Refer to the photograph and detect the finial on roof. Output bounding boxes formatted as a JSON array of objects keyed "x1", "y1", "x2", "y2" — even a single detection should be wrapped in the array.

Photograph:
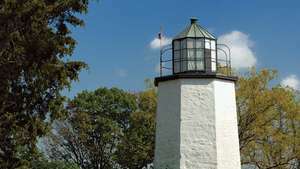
[{"x1": 190, "y1": 17, "x2": 198, "y2": 24}]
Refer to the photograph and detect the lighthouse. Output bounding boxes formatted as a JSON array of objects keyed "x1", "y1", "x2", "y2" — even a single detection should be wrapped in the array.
[{"x1": 154, "y1": 18, "x2": 241, "y2": 169}]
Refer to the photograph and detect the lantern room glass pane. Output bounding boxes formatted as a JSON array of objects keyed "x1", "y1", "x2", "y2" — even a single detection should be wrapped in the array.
[
  {"x1": 187, "y1": 49, "x2": 195, "y2": 70},
  {"x1": 187, "y1": 39, "x2": 194, "y2": 48},
  {"x1": 211, "y1": 50, "x2": 216, "y2": 72},
  {"x1": 196, "y1": 61, "x2": 204, "y2": 70},
  {"x1": 196, "y1": 39, "x2": 204, "y2": 48},
  {"x1": 205, "y1": 49, "x2": 211, "y2": 71},
  {"x1": 174, "y1": 40, "x2": 180, "y2": 50},
  {"x1": 196, "y1": 49, "x2": 204, "y2": 60},
  {"x1": 211, "y1": 40, "x2": 216, "y2": 50},
  {"x1": 204, "y1": 48, "x2": 211, "y2": 60},
  {"x1": 196, "y1": 49, "x2": 204, "y2": 70},
  {"x1": 181, "y1": 49, "x2": 187, "y2": 71},
  {"x1": 212, "y1": 62, "x2": 216, "y2": 72},
  {"x1": 181, "y1": 61, "x2": 187, "y2": 71},
  {"x1": 187, "y1": 49, "x2": 195, "y2": 59},
  {"x1": 188, "y1": 61, "x2": 195, "y2": 70},
  {"x1": 174, "y1": 61, "x2": 180, "y2": 73},
  {"x1": 205, "y1": 39, "x2": 211, "y2": 49},
  {"x1": 181, "y1": 39, "x2": 187, "y2": 49},
  {"x1": 174, "y1": 51, "x2": 180, "y2": 62},
  {"x1": 181, "y1": 49, "x2": 187, "y2": 60},
  {"x1": 211, "y1": 50, "x2": 216, "y2": 61}
]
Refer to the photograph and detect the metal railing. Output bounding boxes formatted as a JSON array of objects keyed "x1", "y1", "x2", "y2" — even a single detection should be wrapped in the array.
[{"x1": 159, "y1": 43, "x2": 232, "y2": 76}]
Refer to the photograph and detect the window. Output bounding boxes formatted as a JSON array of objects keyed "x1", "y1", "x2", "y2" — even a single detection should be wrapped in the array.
[
  {"x1": 173, "y1": 38, "x2": 216, "y2": 73},
  {"x1": 181, "y1": 39, "x2": 187, "y2": 49},
  {"x1": 205, "y1": 39, "x2": 211, "y2": 49},
  {"x1": 187, "y1": 49, "x2": 195, "y2": 70},
  {"x1": 196, "y1": 39, "x2": 204, "y2": 48},
  {"x1": 196, "y1": 49, "x2": 204, "y2": 70},
  {"x1": 211, "y1": 50, "x2": 216, "y2": 72},
  {"x1": 174, "y1": 40, "x2": 180, "y2": 50},
  {"x1": 174, "y1": 62, "x2": 180, "y2": 73},
  {"x1": 181, "y1": 49, "x2": 187, "y2": 71},
  {"x1": 187, "y1": 39, "x2": 194, "y2": 48},
  {"x1": 210, "y1": 40, "x2": 216, "y2": 50},
  {"x1": 174, "y1": 51, "x2": 180, "y2": 62}
]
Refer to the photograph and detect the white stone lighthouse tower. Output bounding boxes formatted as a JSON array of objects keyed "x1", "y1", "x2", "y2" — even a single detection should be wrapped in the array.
[{"x1": 154, "y1": 18, "x2": 241, "y2": 169}]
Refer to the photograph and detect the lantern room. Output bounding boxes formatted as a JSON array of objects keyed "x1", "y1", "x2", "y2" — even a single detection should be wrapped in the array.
[
  {"x1": 157, "y1": 18, "x2": 233, "y2": 80},
  {"x1": 172, "y1": 18, "x2": 217, "y2": 74}
]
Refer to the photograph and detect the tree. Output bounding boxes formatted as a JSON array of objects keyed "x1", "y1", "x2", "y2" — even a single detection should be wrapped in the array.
[
  {"x1": 32, "y1": 160, "x2": 79, "y2": 169},
  {"x1": 31, "y1": 155, "x2": 79, "y2": 169},
  {"x1": 0, "y1": 1, "x2": 89, "y2": 168},
  {"x1": 116, "y1": 89, "x2": 156, "y2": 169},
  {"x1": 45, "y1": 88, "x2": 138, "y2": 169},
  {"x1": 237, "y1": 69, "x2": 300, "y2": 169},
  {"x1": 45, "y1": 87, "x2": 157, "y2": 169},
  {"x1": 46, "y1": 69, "x2": 300, "y2": 169}
]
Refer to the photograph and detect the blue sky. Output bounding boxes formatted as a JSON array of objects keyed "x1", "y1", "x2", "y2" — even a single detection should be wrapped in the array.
[{"x1": 66, "y1": 0, "x2": 300, "y2": 97}]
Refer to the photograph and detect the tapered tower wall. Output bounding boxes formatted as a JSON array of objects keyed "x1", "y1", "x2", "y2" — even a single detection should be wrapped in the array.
[
  {"x1": 154, "y1": 78, "x2": 241, "y2": 169},
  {"x1": 214, "y1": 80, "x2": 241, "y2": 169}
]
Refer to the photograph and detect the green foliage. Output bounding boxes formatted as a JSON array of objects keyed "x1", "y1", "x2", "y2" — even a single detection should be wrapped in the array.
[
  {"x1": 138, "y1": 88, "x2": 157, "y2": 113},
  {"x1": 237, "y1": 69, "x2": 300, "y2": 169},
  {"x1": 45, "y1": 88, "x2": 141, "y2": 169},
  {"x1": 144, "y1": 78, "x2": 156, "y2": 90},
  {"x1": 32, "y1": 158, "x2": 79, "y2": 169},
  {"x1": 0, "y1": 0, "x2": 88, "y2": 168},
  {"x1": 116, "y1": 89, "x2": 156, "y2": 169},
  {"x1": 45, "y1": 87, "x2": 157, "y2": 169}
]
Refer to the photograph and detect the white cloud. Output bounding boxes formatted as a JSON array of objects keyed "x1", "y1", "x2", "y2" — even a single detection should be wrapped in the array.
[
  {"x1": 218, "y1": 31, "x2": 257, "y2": 69},
  {"x1": 114, "y1": 69, "x2": 128, "y2": 78},
  {"x1": 281, "y1": 75, "x2": 300, "y2": 90},
  {"x1": 150, "y1": 36, "x2": 172, "y2": 49}
]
